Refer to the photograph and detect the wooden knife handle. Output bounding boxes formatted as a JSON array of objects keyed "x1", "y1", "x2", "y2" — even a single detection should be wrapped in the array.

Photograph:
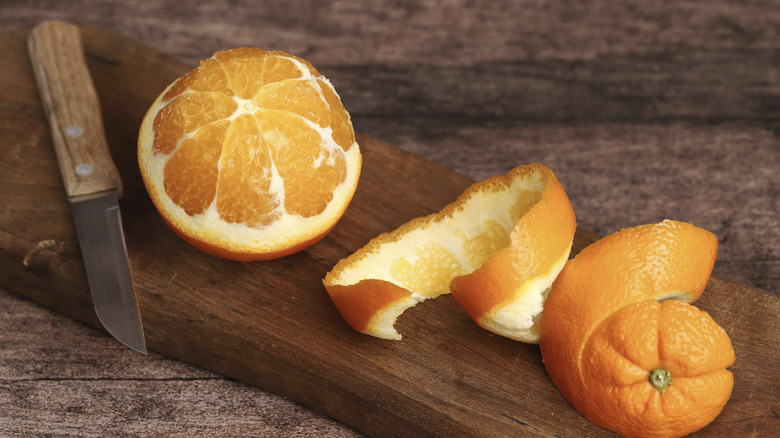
[{"x1": 28, "y1": 20, "x2": 122, "y2": 200}]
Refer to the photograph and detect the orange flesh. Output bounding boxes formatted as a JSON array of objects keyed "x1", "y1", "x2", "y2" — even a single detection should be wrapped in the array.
[{"x1": 151, "y1": 49, "x2": 355, "y2": 227}]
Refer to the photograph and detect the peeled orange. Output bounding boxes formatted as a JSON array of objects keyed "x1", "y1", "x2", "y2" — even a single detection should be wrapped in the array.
[
  {"x1": 323, "y1": 163, "x2": 576, "y2": 341},
  {"x1": 539, "y1": 220, "x2": 734, "y2": 438},
  {"x1": 138, "y1": 48, "x2": 361, "y2": 261}
]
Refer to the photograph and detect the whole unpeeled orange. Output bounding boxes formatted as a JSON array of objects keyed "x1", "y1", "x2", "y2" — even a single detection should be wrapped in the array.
[
  {"x1": 323, "y1": 163, "x2": 576, "y2": 341},
  {"x1": 539, "y1": 220, "x2": 735, "y2": 438},
  {"x1": 138, "y1": 48, "x2": 361, "y2": 261}
]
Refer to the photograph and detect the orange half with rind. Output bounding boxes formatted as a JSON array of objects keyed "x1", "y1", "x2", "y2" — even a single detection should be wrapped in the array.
[
  {"x1": 138, "y1": 48, "x2": 361, "y2": 261},
  {"x1": 323, "y1": 163, "x2": 576, "y2": 340}
]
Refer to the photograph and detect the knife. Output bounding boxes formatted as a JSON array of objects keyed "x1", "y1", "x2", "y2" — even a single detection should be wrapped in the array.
[{"x1": 27, "y1": 20, "x2": 146, "y2": 354}]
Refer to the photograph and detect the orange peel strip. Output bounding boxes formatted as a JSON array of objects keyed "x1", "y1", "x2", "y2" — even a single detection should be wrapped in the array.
[
  {"x1": 323, "y1": 163, "x2": 576, "y2": 341},
  {"x1": 539, "y1": 220, "x2": 732, "y2": 437}
]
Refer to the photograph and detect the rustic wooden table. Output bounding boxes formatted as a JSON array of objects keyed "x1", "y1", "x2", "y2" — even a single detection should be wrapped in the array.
[{"x1": 1, "y1": 1, "x2": 777, "y2": 436}]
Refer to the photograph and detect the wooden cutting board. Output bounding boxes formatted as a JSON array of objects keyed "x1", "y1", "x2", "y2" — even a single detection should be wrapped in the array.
[{"x1": 1, "y1": 25, "x2": 778, "y2": 437}]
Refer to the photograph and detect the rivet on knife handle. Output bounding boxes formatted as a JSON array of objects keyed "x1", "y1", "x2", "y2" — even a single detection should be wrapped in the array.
[{"x1": 27, "y1": 20, "x2": 122, "y2": 200}]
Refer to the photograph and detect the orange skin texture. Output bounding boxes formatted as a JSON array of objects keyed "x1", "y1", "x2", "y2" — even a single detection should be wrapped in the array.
[
  {"x1": 327, "y1": 280, "x2": 413, "y2": 334},
  {"x1": 539, "y1": 220, "x2": 735, "y2": 438},
  {"x1": 450, "y1": 169, "x2": 575, "y2": 325}
]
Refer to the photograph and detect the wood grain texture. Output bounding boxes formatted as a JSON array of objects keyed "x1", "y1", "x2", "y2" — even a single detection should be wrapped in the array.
[
  {"x1": 1, "y1": 1, "x2": 778, "y2": 437},
  {"x1": 0, "y1": 289, "x2": 360, "y2": 438},
  {"x1": 27, "y1": 20, "x2": 123, "y2": 199}
]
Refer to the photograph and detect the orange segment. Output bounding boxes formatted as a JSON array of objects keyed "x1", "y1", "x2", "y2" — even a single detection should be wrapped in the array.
[
  {"x1": 162, "y1": 57, "x2": 234, "y2": 100},
  {"x1": 152, "y1": 92, "x2": 237, "y2": 155},
  {"x1": 261, "y1": 51, "x2": 309, "y2": 83},
  {"x1": 214, "y1": 48, "x2": 267, "y2": 99},
  {"x1": 256, "y1": 110, "x2": 346, "y2": 217},
  {"x1": 318, "y1": 78, "x2": 355, "y2": 150},
  {"x1": 162, "y1": 120, "x2": 229, "y2": 215},
  {"x1": 138, "y1": 47, "x2": 361, "y2": 261},
  {"x1": 216, "y1": 113, "x2": 279, "y2": 227},
  {"x1": 323, "y1": 163, "x2": 576, "y2": 341},
  {"x1": 539, "y1": 220, "x2": 733, "y2": 437},
  {"x1": 254, "y1": 81, "x2": 331, "y2": 127}
]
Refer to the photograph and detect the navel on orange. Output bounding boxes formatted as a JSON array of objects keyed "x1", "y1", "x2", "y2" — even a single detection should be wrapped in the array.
[
  {"x1": 539, "y1": 220, "x2": 734, "y2": 438},
  {"x1": 138, "y1": 48, "x2": 361, "y2": 261},
  {"x1": 323, "y1": 163, "x2": 576, "y2": 341}
]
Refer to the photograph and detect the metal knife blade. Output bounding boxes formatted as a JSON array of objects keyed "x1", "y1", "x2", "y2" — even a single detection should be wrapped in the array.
[
  {"x1": 27, "y1": 20, "x2": 146, "y2": 354},
  {"x1": 71, "y1": 194, "x2": 145, "y2": 353}
]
